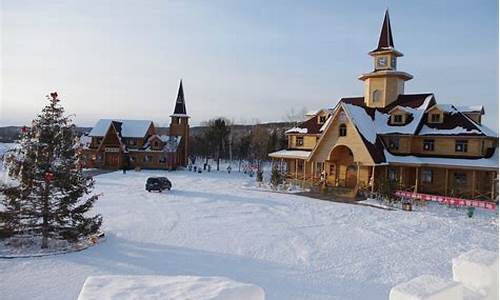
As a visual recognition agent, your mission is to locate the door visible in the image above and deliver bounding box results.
[346,165,357,188]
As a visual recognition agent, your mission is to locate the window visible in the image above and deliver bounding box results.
[319,116,327,123]
[339,124,347,137]
[392,114,403,124]
[388,137,399,150]
[372,90,382,102]
[454,172,467,185]
[297,160,303,172]
[388,168,398,182]
[423,139,434,151]
[144,155,152,162]
[159,156,167,163]
[455,140,468,152]
[128,139,136,146]
[422,169,433,184]
[430,113,441,123]
[296,137,304,146]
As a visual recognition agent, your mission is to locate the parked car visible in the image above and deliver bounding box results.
[145,177,172,192]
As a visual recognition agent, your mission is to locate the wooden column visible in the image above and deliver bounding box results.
[399,166,404,188]
[472,170,476,199]
[444,168,449,196]
[415,167,419,193]
[295,159,298,179]
[356,162,361,186]
[371,165,376,193]
[303,160,306,182]
[491,171,497,200]
[311,161,315,180]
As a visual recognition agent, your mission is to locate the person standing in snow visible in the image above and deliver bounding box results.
[227,165,232,174]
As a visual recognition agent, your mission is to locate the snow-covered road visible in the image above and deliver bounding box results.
[0,169,498,300]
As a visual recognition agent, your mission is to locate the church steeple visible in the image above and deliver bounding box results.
[173,79,187,115]
[359,10,413,108]
[375,9,394,51]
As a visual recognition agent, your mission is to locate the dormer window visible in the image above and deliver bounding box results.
[388,137,399,150]
[319,115,327,123]
[430,113,441,123]
[296,136,304,146]
[455,140,468,152]
[392,114,404,124]
[339,124,347,137]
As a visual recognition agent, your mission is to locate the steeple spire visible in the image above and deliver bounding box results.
[376,9,394,50]
[173,79,187,115]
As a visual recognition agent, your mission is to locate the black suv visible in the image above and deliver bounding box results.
[145,177,172,192]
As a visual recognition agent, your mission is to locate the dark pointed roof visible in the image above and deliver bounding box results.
[370,10,400,55]
[173,80,187,115]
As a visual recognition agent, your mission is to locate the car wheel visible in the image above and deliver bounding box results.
[147,189,151,192]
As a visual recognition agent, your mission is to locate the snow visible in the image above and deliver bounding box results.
[285,127,308,134]
[0,164,498,300]
[268,149,311,159]
[342,95,433,143]
[389,274,462,300]
[452,249,498,299]
[376,95,434,135]
[455,105,483,113]
[383,149,499,169]
[319,116,332,132]
[342,103,378,143]
[419,125,481,136]
[89,119,152,138]
[77,275,265,300]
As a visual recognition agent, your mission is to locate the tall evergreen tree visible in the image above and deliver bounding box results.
[0,92,102,249]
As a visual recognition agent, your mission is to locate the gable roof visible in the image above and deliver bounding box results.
[89,119,153,138]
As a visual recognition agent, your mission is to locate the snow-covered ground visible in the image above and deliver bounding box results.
[0,159,498,299]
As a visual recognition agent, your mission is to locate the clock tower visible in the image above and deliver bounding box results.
[358,10,413,108]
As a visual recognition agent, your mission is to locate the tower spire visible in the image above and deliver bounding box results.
[173,79,187,115]
[374,9,394,52]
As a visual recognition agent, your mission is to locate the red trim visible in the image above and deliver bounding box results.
[395,190,497,210]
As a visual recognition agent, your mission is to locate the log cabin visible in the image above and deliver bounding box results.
[269,10,499,200]
[82,80,190,170]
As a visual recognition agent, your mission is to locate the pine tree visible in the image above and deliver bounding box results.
[0,92,102,249]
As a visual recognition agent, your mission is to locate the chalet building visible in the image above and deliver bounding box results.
[82,81,190,169]
[269,10,499,200]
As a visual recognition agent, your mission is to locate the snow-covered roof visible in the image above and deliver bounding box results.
[384,149,499,170]
[419,125,481,136]
[269,149,311,159]
[286,127,308,134]
[79,135,92,149]
[455,105,484,114]
[89,119,153,138]
[169,113,190,118]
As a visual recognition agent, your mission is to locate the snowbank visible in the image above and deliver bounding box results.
[452,249,499,300]
[389,274,462,300]
[77,276,265,300]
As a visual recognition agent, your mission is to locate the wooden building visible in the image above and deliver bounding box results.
[269,10,499,200]
[82,80,190,170]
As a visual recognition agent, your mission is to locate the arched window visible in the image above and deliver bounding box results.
[372,90,382,102]
[339,124,347,137]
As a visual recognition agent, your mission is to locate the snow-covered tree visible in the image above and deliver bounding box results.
[0,92,102,248]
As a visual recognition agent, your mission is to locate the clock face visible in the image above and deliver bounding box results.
[376,56,387,68]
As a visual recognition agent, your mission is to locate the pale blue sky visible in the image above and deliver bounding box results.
[1,0,498,130]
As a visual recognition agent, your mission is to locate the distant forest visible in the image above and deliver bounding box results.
[0,122,294,164]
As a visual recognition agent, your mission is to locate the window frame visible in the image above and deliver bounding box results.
[296,136,304,146]
[388,137,400,150]
[392,114,403,124]
[421,169,433,184]
[455,140,468,153]
[423,139,435,151]
[339,124,347,137]
[430,113,441,123]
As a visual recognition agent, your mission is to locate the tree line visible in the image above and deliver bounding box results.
[189,118,289,170]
